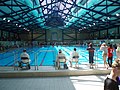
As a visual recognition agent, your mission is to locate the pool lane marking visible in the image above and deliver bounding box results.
[39,47,50,66]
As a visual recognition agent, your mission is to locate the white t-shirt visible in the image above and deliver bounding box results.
[116,47,120,52]
[20,52,30,63]
[57,53,66,59]
[20,52,30,59]
[57,53,66,62]
[116,47,120,58]
[70,51,79,59]
[100,46,107,54]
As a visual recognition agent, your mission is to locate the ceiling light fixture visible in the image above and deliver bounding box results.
[89,24,91,27]
[7,20,10,22]
[107,17,110,20]
[19,25,21,27]
[93,23,95,25]
[116,13,119,16]
[102,19,105,22]
[3,18,6,20]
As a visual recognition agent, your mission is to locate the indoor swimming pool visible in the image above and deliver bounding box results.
[0,45,117,66]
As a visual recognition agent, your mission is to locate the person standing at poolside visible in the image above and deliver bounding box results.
[116,43,120,59]
[107,44,114,67]
[87,43,95,69]
[100,43,108,69]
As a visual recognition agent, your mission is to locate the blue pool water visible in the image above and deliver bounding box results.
[0,45,117,66]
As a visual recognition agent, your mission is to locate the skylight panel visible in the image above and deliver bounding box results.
[62,15,66,18]
[58,12,62,15]
[45,16,48,19]
[63,9,69,14]
[59,4,64,10]
[48,5,52,10]
[47,0,51,4]
[67,0,73,4]
[44,9,48,14]
[65,3,72,8]
[41,0,46,6]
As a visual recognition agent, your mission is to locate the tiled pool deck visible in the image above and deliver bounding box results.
[0,64,113,90]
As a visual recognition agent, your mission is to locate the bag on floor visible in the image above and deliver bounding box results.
[64,64,68,69]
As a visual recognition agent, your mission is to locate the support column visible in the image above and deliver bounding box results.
[62,30,64,43]
[75,30,77,44]
[31,29,33,47]
[45,30,47,43]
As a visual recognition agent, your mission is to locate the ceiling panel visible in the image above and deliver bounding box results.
[0,0,119,33]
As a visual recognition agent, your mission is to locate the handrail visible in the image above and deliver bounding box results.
[13,51,19,70]
[94,50,98,68]
[34,49,55,70]
[32,51,36,70]
[35,48,50,70]
[94,49,103,68]
[12,47,101,70]
[35,52,39,70]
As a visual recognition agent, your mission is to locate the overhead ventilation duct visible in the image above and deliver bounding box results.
[65,0,102,27]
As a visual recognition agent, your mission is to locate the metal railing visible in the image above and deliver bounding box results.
[13,49,56,70]
[34,50,56,70]
[13,48,102,70]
